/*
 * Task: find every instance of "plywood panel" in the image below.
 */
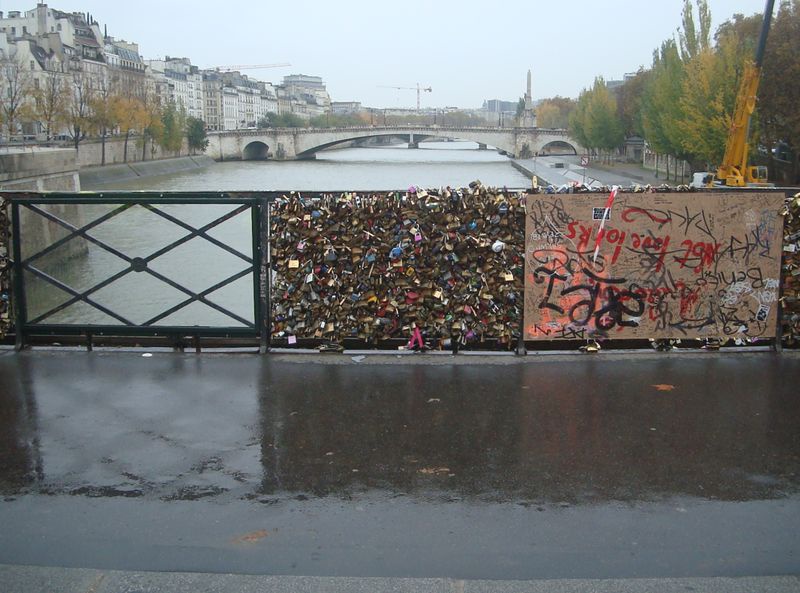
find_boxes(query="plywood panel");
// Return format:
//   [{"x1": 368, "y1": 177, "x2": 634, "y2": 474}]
[{"x1": 524, "y1": 192, "x2": 785, "y2": 340}]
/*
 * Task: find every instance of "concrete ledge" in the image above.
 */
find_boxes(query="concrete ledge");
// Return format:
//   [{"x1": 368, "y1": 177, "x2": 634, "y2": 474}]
[
  {"x1": 0, "y1": 565, "x2": 798, "y2": 593},
  {"x1": 80, "y1": 155, "x2": 214, "y2": 188}
]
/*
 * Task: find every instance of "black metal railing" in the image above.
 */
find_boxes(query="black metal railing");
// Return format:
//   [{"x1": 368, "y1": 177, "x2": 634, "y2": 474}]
[{"x1": 6, "y1": 192, "x2": 270, "y2": 350}]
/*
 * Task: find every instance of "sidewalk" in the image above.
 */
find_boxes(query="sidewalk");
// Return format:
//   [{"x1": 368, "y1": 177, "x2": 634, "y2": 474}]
[{"x1": 1, "y1": 565, "x2": 798, "y2": 593}]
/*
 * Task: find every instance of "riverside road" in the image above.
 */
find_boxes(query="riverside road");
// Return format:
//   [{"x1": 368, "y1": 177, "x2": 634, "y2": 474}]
[{"x1": 0, "y1": 349, "x2": 799, "y2": 592}]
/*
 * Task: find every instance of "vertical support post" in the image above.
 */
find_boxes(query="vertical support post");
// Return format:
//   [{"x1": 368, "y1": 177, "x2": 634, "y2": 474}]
[
  {"x1": 11, "y1": 202, "x2": 27, "y2": 351},
  {"x1": 515, "y1": 332, "x2": 526, "y2": 356},
  {"x1": 258, "y1": 197, "x2": 271, "y2": 354}
]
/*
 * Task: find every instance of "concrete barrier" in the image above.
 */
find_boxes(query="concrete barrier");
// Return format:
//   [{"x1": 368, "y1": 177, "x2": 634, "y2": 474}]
[{"x1": 80, "y1": 155, "x2": 214, "y2": 189}]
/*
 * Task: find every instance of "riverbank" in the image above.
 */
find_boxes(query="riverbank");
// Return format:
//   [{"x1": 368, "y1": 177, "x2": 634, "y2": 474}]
[{"x1": 80, "y1": 155, "x2": 215, "y2": 189}]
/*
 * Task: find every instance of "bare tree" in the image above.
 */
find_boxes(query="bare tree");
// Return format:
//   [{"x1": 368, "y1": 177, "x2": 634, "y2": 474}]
[
  {"x1": 89, "y1": 71, "x2": 118, "y2": 165},
  {"x1": 0, "y1": 55, "x2": 34, "y2": 140},
  {"x1": 30, "y1": 62, "x2": 70, "y2": 141},
  {"x1": 65, "y1": 69, "x2": 94, "y2": 152}
]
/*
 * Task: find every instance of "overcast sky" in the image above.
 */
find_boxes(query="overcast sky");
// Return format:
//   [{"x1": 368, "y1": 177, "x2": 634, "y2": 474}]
[{"x1": 16, "y1": 0, "x2": 773, "y2": 108}]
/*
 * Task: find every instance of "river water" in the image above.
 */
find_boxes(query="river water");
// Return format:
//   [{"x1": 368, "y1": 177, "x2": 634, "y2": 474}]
[
  {"x1": 94, "y1": 141, "x2": 530, "y2": 192},
  {"x1": 27, "y1": 142, "x2": 529, "y2": 327}
]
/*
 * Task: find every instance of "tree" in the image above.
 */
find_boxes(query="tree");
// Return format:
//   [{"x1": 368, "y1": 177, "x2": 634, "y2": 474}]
[
  {"x1": 641, "y1": 39, "x2": 688, "y2": 178},
  {"x1": 110, "y1": 93, "x2": 144, "y2": 163},
  {"x1": 616, "y1": 69, "x2": 650, "y2": 137},
  {"x1": 0, "y1": 56, "x2": 33, "y2": 139},
  {"x1": 186, "y1": 116, "x2": 208, "y2": 154},
  {"x1": 261, "y1": 112, "x2": 306, "y2": 128},
  {"x1": 584, "y1": 77, "x2": 624, "y2": 162},
  {"x1": 568, "y1": 89, "x2": 592, "y2": 153},
  {"x1": 159, "y1": 101, "x2": 186, "y2": 154},
  {"x1": 678, "y1": 31, "x2": 744, "y2": 166},
  {"x1": 536, "y1": 96, "x2": 575, "y2": 129},
  {"x1": 515, "y1": 97, "x2": 525, "y2": 118},
  {"x1": 679, "y1": 0, "x2": 712, "y2": 60},
  {"x1": 755, "y1": 0, "x2": 800, "y2": 179},
  {"x1": 137, "y1": 87, "x2": 163, "y2": 161},
  {"x1": 29, "y1": 65, "x2": 70, "y2": 141},
  {"x1": 65, "y1": 70, "x2": 94, "y2": 152},
  {"x1": 89, "y1": 74, "x2": 118, "y2": 165}
]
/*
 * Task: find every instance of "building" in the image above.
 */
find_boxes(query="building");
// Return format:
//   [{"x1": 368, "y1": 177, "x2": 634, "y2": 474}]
[
  {"x1": 103, "y1": 36, "x2": 147, "y2": 97},
  {"x1": 279, "y1": 74, "x2": 330, "y2": 118},
  {"x1": 331, "y1": 101, "x2": 362, "y2": 114}
]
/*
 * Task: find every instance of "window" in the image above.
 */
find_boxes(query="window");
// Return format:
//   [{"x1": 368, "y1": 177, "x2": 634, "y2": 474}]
[
  {"x1": 22, "y1": 26, "x2": 27, "y2": 34},
  {"x1": 30, "y1": 61, "x2": 35, "y2": 71},
  {"x1": 11, "y1": 27, "x2": 16, "y2": 35},
  {"x1": 57, "y1": 23, "x2": 61, "y2": 31}
]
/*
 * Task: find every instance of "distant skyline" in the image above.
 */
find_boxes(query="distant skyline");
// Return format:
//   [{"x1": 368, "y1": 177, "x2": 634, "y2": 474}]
[{"x1": 2, "y1": 0, "x2": 773, "y2": 108}]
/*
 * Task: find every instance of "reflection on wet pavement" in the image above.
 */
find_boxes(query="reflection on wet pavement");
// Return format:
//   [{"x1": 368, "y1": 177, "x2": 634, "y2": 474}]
[{"x1": 0, "y1": 352, "x2": 798, "y2": 505}]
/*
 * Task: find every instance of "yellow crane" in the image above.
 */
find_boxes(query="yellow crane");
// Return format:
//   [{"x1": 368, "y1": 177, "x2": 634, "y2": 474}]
[
  {"x1": 699, "y1": 0, "x2": 775, "y2": 187},
  {"x1": 378, "y1": 83, "x2": 432, "y2": 111}
]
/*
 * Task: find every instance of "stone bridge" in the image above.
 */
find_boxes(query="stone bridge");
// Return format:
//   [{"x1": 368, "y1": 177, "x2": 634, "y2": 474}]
[{"x1": 206, "y1": 126, "x2": 583, "y2": 161}]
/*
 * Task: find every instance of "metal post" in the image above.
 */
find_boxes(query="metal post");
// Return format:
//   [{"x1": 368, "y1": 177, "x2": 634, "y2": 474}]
[
  {"x1": 259, "y1": 197, "x2": 271, "y2": 354},
  {"x1": 10, "y1": 202, "x2": 27, "y2": 351}
]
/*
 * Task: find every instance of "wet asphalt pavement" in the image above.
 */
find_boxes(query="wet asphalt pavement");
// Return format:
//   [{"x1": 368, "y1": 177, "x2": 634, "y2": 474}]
[{"x1": 0, "y1": 349, "x2": 799, "y2": 582}]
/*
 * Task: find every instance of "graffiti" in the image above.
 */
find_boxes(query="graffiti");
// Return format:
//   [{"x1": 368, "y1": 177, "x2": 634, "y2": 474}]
[{"x1": 524, "y1": 192, "x2": 784, "y2": 340}]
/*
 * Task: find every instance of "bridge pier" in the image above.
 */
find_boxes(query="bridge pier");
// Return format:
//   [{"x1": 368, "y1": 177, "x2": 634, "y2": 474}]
[{"x1": 408, "y1": 133, "x2": 419, "y2": 149}]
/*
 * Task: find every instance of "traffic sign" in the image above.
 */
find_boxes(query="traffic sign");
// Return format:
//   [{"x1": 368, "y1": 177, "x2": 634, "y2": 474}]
[{"x1": 581, "y1": 156, "x2": 589, "y2": 166}]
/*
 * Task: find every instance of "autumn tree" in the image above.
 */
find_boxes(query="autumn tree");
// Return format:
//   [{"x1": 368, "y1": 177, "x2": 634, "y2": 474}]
[
  {"x1": 536, "y1": 96, "x2": 575, "y2": 129},
  {"x1": 111, "y1": 93, "x2": 144, "y2": 163},
  {"x1": 679, "y1": 0, "x2": 712, "y2": 60},
  {"x1": 89, "y1": 73, "x2": 119, "y2": 165},
  {"x1": 641, "y1": 39, "x2": 688, "y2": 179},
  {"x1": 585, "y1": 78, "x2": 624, "y2": 162},
  {"x1": 29, "y1": 64, "x2": 70, "y2": 140},
  {"x1": 678, "y1": 29, "x2": 746, "y2": 166},
  {"x1": 137, "y1": 87, "x2": 163, "y2": 161}
]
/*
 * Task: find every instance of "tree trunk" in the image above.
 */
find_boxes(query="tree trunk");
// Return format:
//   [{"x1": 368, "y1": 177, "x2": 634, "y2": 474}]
[
  {"x1": 655, "y1": 153, "x2": 659, "y2": 178},
  {"x1": 101, "y1": 130, "x2": 107, "y2": 166}
]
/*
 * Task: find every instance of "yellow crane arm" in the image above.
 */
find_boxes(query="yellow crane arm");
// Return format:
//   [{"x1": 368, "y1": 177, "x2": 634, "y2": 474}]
[{"x1": 716, "y1": 62, "x2": 761, "y2": 186}]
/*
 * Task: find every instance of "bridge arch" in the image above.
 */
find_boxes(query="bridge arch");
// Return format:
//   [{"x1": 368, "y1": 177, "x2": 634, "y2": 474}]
[
  {"x1": 296, "y1": 132, "x2": 501, "y2": 158},
  {"x1": 243, "y1": 141, "x2": 269, "y2": 160},
  {"x1": 539, "y1": 140, "x2": 578, "y2": 156},
  {"x1": 209, "y1": 126, "x2": 584, "y2": 161}
]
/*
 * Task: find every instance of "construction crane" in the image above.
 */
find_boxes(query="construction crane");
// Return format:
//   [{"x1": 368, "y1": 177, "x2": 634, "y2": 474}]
[
  {"x1": 378, "y1": 83, "x2": 432, "y2": 111},
  {"x1": 691, "y1": 0, "x2": 775, "y2": 188},
  {"x1": 213, "y1": 63, "x2": 291, "y2": 72}
]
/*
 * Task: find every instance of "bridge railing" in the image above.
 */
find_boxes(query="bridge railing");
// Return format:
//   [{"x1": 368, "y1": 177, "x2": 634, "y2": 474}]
[
  {"x1": 3, "y1": 191, "x2": 271, "y2": 351},
  {"x1": 1, "y1": 188, "x2": 797, "y2": 352}
]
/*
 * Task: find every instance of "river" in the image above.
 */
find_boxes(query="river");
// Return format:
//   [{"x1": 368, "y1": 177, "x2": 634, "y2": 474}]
[
  {"x1": 93, "y1": 141, "x2": 530, "y2": 191},
  {"x1": 27, "y1": 142, "x2": 529, "y2": 328}
]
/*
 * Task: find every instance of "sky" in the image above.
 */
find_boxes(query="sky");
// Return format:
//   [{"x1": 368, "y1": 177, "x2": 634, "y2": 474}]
[{"x1": 9, "y1": 0, "x2": 774, "y2": 108}]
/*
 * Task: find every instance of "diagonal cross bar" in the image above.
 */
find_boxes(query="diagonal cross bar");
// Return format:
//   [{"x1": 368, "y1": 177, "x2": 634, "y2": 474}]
[
  {"x1": 20, "y1": 201, "x2": 257, "y2": 329},
  {"x1": 24, "y1": 265, "x2": 135, "y2": 325},
  {"x1": 142, "y1": 204, "x2": 253, "y2": 264},
  {"x1": 142, "y1": 267, "x2": 256, "y2": 327}
]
